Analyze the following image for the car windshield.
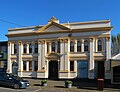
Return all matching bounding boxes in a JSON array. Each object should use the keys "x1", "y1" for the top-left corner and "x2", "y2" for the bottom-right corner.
[{"x1": 10, "y1": 74, "x2": 23, "y2": 80}]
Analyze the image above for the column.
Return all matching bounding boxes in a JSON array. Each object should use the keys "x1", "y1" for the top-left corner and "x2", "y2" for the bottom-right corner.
[
  {"x1": 95, "y1": 39, "x2": 98, "y2": 52},
  {"x1": 105, "y1": 37, "x2": 111, "y2": 79},
  {"x1": 11, "y1": 43, "x2": 14, "y2": 54},
  {"x1": 81, "y1": 39, "x2": 84, "y2": 52},
  {"x1": 74, "y1": 60, "x2": 77, "y2": 71},
  {"x1": 60, "y1": 39, "x2": 64, "y2": 71},
  {"x1": 42, "y1": 40, "x2": 46, "y2": 70},
  {"x1": 7, "y1": 42, "x2": 12, "y2": 73},
  {"x1": 32, "y1": 61, "x2": 34, "y2": 71},
  {"x1": 38, "y1": 40, "x2": 42, "y2": 71},
  {"x1": 27, "y1": 43, "x2": 29, "y2": 54},
  {"x1": 26, "y1": 61, "x2": 29, "y2": 71},
  {"x1": 64, "y1": 39, "x2": 70, "y2": 71},
  {"x1": 18, "y1": 41, "x2": 22, "y2": 72},
  {"x1": 89, "y1": 38, "x2": 95, "y2": 79},
  {"x1": 32, "y1": 42, "x2": 35, "y2": 53},
  {"x1": 74, "y1": 40, "x2": 77, "y2": 52},
  {"x1": 49, "y1": 42, "x2": 51, "y2": 53}
]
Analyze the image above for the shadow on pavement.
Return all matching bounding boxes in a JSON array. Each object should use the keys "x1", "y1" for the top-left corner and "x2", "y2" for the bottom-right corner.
[{"x1": 54, "y1": 86, "x2": 65, "y2": 88}]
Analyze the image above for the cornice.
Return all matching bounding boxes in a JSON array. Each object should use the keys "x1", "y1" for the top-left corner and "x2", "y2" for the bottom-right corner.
[{"x1": 6, "y1": 27, "x2": 112, "y2": 38}]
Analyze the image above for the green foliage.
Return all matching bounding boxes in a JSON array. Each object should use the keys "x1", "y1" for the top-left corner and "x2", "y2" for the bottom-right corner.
[
  {"x1": 41, "y1": 80, "x2": 48, "y2": 83},
  {"x1": 65, "y1": 80, "x2": 73, "y2": 84}
]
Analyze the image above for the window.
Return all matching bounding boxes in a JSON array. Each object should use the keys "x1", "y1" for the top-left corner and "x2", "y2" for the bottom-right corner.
[
  {"x1": 70, "y1": 61, "x2": 74, "y2": 71},
  {"x1": 29, "y1": 44, "x2": 32, "y2": 53},
  {"x1": 34, "y1": 61, "x2": 38, "y2": 71},
  {"x1": 23, "y1": 44, "x2": 27, "y2": 53},
  {"x1": 23, "y1": 61, "x2": 27, "y2": 71},
  {"x1": 70, "y1": 41, "x2": 74, "y2": 52},
  {"x1": 84, "y1": 40, "x2": 89, "y2": 51},
  {"x1": 98, "y1": 40, "x2": 102, "y2": 51},
  {"x1": 77, "y1": 41, "x2": 81, "y2": 52},
  {"x1": 52, "y1": 42, "x2": 55, "y2": 52},
  {"x1": 35, "y1": 43, "x2": 38, "y2": 53},
  {"x1": 29, "y1": 61, "x2": 32, "y2": 71},
  {"x1": 57, "y1": 41, "x2": 60, "y2": 53},
  {"x1": 14, "y1": 44, "x2": 17, "y2": 54}
]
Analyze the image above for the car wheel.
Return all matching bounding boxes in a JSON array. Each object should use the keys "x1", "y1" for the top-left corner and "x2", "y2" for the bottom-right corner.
[{"x1": 14, "y1": 83, "x2": 20, "y2": 89}]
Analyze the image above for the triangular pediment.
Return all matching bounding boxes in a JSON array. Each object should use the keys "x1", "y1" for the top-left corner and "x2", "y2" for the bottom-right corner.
[{"x1": 36, "y1": 22, "x2": 70, "y2": 33}]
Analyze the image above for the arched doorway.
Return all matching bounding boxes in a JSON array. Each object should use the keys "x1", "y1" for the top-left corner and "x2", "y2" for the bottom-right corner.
[
  {"x1": 49, "y1": 61, "x2": 58, "y2": 79},
  {"x1": 12, "y1": 62, "x2": 18, "y2": 75}
]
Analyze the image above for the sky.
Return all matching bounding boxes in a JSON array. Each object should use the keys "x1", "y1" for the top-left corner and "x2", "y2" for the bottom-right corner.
[{"x1": 0, "y1": 0, "x2": 120, "y2": 41}]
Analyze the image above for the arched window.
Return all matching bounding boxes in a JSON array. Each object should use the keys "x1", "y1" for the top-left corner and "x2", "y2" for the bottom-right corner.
[
  {"x1": 52, "y1": 42, "x2": 55, "y2": 52},
  {"x1": 29, "y1": 44, "x2": 32, "y2": 53},
  {"x1": 98, "y1": 40, "x2": 102, "y2": 51},
  {"x1": 35, "y1": 43, "x2": 38, "y2": 53},
  {"x1": 77, "y1": 41, "x2": 81, "y2": 52},
  {"x1": 14, "y1": 44, "x2": 17, "y2": 54},
  {"x1": 23, "y1": 44, "x2": 27, "y2": 53},
  {"x1": 70, "y1": 41, "x2": 74, "y2": 52},
  {"x1": 84, "y1": 40, "x2": 89, "y2": 51}
]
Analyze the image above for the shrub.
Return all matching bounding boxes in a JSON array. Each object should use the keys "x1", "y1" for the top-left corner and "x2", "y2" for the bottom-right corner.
[{"x1": 41, "y1": 80, "x2": 48, "y2": 84}]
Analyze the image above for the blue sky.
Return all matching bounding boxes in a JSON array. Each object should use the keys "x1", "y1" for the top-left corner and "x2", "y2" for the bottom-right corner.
[{"x1": 0, "y1": 0, "x2": 120, "y2": 41}]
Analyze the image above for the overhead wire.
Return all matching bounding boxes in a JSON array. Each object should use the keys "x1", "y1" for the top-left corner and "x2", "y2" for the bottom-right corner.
[{"x1": 0, "y1": 18, "x2": 25, "y2": 27}]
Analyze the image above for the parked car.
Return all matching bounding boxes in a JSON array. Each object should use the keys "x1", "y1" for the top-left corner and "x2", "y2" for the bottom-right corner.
[{"x1": 0, "y1": 72, "x2": 29, "y2": 89}]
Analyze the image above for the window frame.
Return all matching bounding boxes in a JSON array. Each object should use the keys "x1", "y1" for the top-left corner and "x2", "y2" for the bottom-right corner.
[
  {"x1": 70, "y1": 41, "x2": 74, "y2": 52},
  {"x1": 98, "y1": 40, "x2": 102, "y2": 52},
  {"x1": 84, "y1": 40, "x2": 89, "y2": 52},
  {"x1": 77, "y1": 41, "x2": 81, "y2": 52}
]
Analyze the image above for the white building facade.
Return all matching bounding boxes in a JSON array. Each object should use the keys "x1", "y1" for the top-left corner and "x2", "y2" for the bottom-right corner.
[{"x1": 6, "y1": 17, "x2": 112, "y2": 79}]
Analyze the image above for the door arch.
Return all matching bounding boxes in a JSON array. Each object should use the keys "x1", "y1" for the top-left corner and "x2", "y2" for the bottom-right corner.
[
  {"x1": 12, "y1": 62, "x2": 18, "y2": 75},
  {"x1": 49, "y1": 61, "x2": 58, "y2": 79}
]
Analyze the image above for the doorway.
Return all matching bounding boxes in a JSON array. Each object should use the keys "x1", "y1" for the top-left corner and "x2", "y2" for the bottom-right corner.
[
  {"x1": 97, "y1": 61, "x2": 104, "y2": 78},
  {"x1": 12, "y1": 62, "x2": 18, "y2": 75},
  {"x1": 49, "y1": 61, "x2": 58, "y2": 79}
]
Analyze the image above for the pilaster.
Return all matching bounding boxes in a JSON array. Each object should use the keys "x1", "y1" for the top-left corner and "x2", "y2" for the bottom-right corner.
[
  {"x1": 27, "y1": 43, "x2": 29, "y2": 54},
  {"x1": 105, "y1": 37, "x2": 111, "y2": 79},
  {"x1": 74, "y1": 40, "x2": 77, "y2": 52},
  {"x1": 38, "y1": 40, "x2": 42, "y2": 71},
  {"x1": 11, "y1": 43, "x2": 14, "y2": 54},
  {"x1": 81, "y1": 39, "x2": 84, "y2": 52},
  {"x1": 7, "y1": 42, "x2": 12, "y2": 73},
  {"x1": 88, "y1": 38, "x2": 95, "y2": 79},
  {"x1": 60, "y1": 39, "x2": 64, "y2": 71},
  {"x1": 18, "y1": 41, "x2": 22, "y2": 70},
  {"x1": 26, "y1": 61, "x2": 29, "y2": 71}
]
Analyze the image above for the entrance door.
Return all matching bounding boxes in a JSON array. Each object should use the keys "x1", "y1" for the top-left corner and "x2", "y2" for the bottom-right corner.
[
  {"x1": 98, "y1": 62, "x2": 104, "y2": 78},
  {"x1": 12, "y1": 62, "x2": 18, "y2": 75},
  {"x1": 77, "y1": 61, "x2": 88, "y2": 78},
  {"x1": 49, "y1": 61, "x2": 58, "y2": 79}
]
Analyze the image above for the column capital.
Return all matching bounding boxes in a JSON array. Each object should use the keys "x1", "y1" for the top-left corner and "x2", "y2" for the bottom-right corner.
[
  {"x1": 89, "y1": 38, "x2": 94, "y2": 42},
  {"x1": 64, "y1": 39, "x2": 68, "y2": 43},
  {"x1": 38, "y1": 40, "x2": 45, "y2": 44},
  {"x1": 8, "y1": 42, "x2": 11, "y2": 46},
  {"x1": 60, "y1": 39, "x2": 64, "y2": 43},
  {"x1": 18, "y1": 41, "x2": 22, "y2": 46},
  {"x1": 106, "y1": 37, "x2": 110, "y2": 41}
]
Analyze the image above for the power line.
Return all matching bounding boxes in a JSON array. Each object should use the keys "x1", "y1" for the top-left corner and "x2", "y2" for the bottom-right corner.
[{"x1": 0, "y1": 18, "x2": 25, "y2": 27}]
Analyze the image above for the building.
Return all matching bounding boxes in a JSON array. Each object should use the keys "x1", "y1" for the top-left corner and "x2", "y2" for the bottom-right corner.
[
  {"x1": 0, "y1": 41, "x2": 7, "y2": 72},
  {"x1": 110, "y1": 53, "x2": 120, "y2": 84},
  {"x1": 6, "y1": 17, "x2": 112, "y2": 79}
]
